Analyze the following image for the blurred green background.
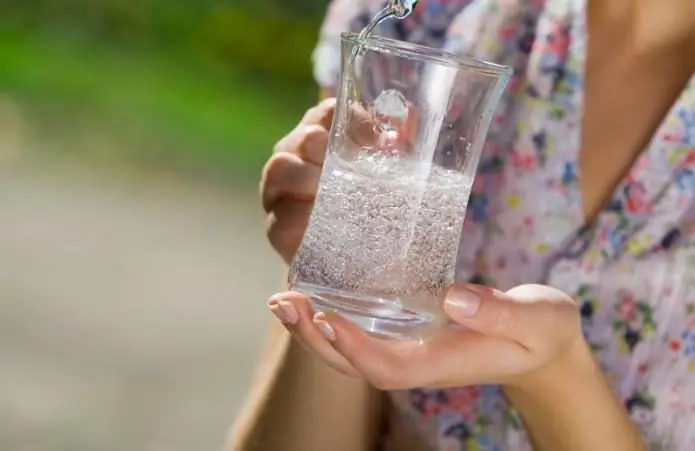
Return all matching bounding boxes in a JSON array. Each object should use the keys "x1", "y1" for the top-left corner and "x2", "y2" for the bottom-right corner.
[
  {"x1": 1, "y1": 0, "x2": 324, "y2": 182},
  {"x1": 0, "y1": 2, "x2": 327, "y2": 451}
]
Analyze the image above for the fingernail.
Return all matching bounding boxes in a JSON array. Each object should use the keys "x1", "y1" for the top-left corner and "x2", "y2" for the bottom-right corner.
[
  {"x1": 445, "y1": 286, "x2": 481, "y2": 317},
  {"x1": 267, "y1": 298, "x2": 287, "y2": 322},
  {"x1": 313, "y1": 313, "x2": 336, "y2": 341},
  {"x1": 268, "y1": 297, "x2": 298, "y2": 325},
  {"x1": 278, "y1": 300, "x2": 299, "y2": 325}
]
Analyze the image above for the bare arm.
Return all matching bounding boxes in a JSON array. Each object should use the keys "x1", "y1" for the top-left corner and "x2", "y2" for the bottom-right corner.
[
  {"x1": 234, "y1": 85, "x2": 385, "y2": 448},
  {"x1": 230, "y1": 322, "x2": 384, "y2": 451},
  {"x1": 229, "y1": 270, "x2": 385, "y2": 451},
  {"x1": 506, "y1": 340, "x2": 646, "y2": 451}
]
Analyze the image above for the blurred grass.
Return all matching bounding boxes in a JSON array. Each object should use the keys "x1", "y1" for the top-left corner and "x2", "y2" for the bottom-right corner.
[{"x1": 0, "y1": 15, "x2": 319, "y2": 183}]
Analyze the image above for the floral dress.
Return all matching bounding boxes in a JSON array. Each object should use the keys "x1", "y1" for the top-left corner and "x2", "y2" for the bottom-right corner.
[{"x1": 314, "y1": 0, "x2": 695, "y2": 449}]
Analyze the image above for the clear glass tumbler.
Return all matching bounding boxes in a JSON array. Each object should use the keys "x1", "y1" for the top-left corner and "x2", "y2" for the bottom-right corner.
[{"x1": 288, "y1": 33, "x2": 511, "y2": 340}]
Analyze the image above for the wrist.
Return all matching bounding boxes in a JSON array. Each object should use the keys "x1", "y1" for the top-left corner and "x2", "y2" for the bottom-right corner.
[
  {"x1": 505, "y1": 337, "x2": 597, "y2": 400},
  {"x1": 503, "y1": 338, "x2": 647, "y2": 451}
]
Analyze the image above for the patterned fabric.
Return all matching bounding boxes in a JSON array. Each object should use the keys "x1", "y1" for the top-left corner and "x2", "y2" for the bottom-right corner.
[{"x1": 313, "y1": 0, "x2": 695, "y2": 449}]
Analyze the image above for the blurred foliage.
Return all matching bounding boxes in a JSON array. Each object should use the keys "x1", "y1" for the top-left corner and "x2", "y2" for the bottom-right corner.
[
  {"x1": 2, "y1": 0, "x2": 325, "y2": 82},
  {"x1": 0, "y1": 1, "x2": 328, "y2": 183}
]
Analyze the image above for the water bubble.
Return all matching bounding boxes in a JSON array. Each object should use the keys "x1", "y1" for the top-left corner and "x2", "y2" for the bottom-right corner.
[
  {"x1": 290, "y1": 152, "x2": 473, "y2": 327},
  {"x1": 372, "y1": 89, "x2": 409, "y2": 133}
]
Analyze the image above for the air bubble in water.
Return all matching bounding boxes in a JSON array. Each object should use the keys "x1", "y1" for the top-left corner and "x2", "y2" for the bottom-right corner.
[
  {"x1": 372, "y1": 89, "x2": 409, "y2": 132},
  {"x1": 290, "y1": 152, "x2": 473, "y2": 327}
]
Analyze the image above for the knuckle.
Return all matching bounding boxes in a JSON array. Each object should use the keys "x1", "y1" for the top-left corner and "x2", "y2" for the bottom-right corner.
[
  {"x1": 260, "y1": 153, "x2": 300, "y2": 210},
  {"x1": 272, "y1": 133, "x2": 290, "y2": 155},
  {"x1": 318, "y1": 97, "x2": 337, "y2": 109},
  {"x1": 298, "y1": 125, "x2": 326, "y2": 148},
  {"x1": 275, "y1": 125, "x2": 327, "y2": 158},
  {"x1": 303, "y1": 99, "x2": 336, "y2": 126},
  {"x1": 261, "y1": 153, "x2": 285, "y2": 183},
  {"x1": 267, "y1": 151, "x2": 296, "y2": 173},
  {"x1": 265, "y1": 210, "x2": 279, "y2": 234},
  {"x1": 302, "y1": 124, "x2": 327, "y2": 140},
  {"x1": 266, "y1": 221, "x2": 298, "y2": 265},
  {"x1": 316, "y1": 97, "x2": 337, "y2": 116},
  {"x1": 265, "y1": 201, "x2": 310, "y2": 255},
  {"x1": 301, "y1": 106, "x2": 320, "y2": 123},
  {"x1": 266, "y1": 222, "x2": 282, "y2": 253}
]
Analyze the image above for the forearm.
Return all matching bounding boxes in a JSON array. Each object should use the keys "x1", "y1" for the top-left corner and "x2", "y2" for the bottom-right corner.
[
  {"x1": 505, "y1": 340, "x2": 646, "y2": 451},
  {"x1": 231, "y1": 322, "x2": 384, "y2": 451}
]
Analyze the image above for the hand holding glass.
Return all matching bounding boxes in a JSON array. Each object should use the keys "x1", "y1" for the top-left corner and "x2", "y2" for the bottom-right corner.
[{"x1": 288, "y1": 34, "x2": 511, "y2": 340}]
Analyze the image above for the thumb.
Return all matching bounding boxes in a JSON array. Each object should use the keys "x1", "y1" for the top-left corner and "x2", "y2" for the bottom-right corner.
[{"x1": 443, "y1": 283, "x2": 578, "y2": 346}]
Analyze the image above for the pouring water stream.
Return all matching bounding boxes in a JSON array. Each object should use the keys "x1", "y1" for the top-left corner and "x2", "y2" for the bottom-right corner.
[{"x1": 349, "y1": 1, "x2": 419, "y2": 101}]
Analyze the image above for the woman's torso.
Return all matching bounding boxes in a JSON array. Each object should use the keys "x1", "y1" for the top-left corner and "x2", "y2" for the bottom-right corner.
[{"x1": 314, "y1": 0, "x2": 695, "y2": 449}]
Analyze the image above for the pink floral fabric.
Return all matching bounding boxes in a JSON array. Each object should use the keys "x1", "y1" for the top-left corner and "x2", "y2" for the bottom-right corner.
[{"x1": 314, "y1": 0, "x2": 695, "y2": 449}]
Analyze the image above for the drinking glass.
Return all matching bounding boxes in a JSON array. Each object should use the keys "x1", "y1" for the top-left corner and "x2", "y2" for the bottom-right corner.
[{"x1": 288, "y1": 33, "x2": 511, "y2": 340}]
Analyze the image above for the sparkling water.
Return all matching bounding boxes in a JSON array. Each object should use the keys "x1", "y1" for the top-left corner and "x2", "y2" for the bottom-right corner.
[{"x1": 288, "y1": 151, "x2": 473, "y2": 337}]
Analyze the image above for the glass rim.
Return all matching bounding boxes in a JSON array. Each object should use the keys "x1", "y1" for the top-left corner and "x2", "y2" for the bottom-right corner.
[{"x1": 342, "y1": 32, "x2": 513, "y2": 77}]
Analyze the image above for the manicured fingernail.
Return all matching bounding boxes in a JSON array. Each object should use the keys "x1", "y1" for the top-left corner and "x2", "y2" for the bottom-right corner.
[
  {"x1": 267, "y1": 298, "x2": 287, "y2": 323},
  {"x1": 445, "y1": 285, "x2": 481, "y2": 317},
  {"x1": 278, "y1": 300, "x2": 299, "y2": 325},
  {"x1": 313, "y1": 313, "x2": 336, "y2": 341}
]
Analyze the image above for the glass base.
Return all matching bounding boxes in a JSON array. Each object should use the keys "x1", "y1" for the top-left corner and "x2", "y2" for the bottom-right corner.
[{"x1": 291, "y1": 282, "x2": 440, "y2": 340}]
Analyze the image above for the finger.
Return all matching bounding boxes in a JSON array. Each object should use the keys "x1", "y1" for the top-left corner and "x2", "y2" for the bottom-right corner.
[
  {"x1": 268, "y1": 304, "x2": 354, "y2": 377},
  {"x1": 344, "y1": 105, "x2": 380, "y2": 149},
  {"x1": 310, "y1": 99, "x2": 379, "y2": 149},
  {"x1": 443, "y1": 283, "x2": 578, "y2": 348},
  {"x1": 414, "y1": 331, "x2": 529, "y2": 388},
  {"x1": 312, "y1": 311, "x2": 426, "y2": 389},
  {"x1": 295, "y1": 125, "x2": 329, "y2": 166},
  {"x1": 317, "y1": 312, "x2": 527, "y2": 390},
  {"x1": 300, "y1": 98, "x2": 381, "y2": 145},
  {"x1": 278, "y1": 100, "x2": 383, "y2": 166},
  {"x1": 505, "y1": 283, "x2": 577, "y2": 306},
  {"x1": 300, "y1": 97, "x2": 382, "y2": 146},
  {"x1": 265, "y1": 199, "x2": 313, "y2": 263},
  {"x1": 261, "y1": 152, "x2": 321, "y2": 213},
  {"x1": 270, "y1": 293, "x2": 359, "y2": 377},
  {"x1": 273, "y1": 124, "x2": 329, "y2": 167},
  {"x1": 300, "y1": 97, "x2": 337, "y2": 129}
]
